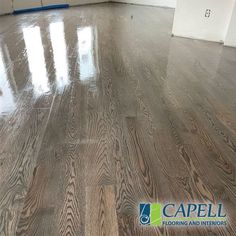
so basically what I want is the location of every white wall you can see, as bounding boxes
[14,0,41,10]
[0,0,176,14]
[0,0,12,14]
[68,0,107,7]
[172,0,235,43]
[0,0,108,13]
[225,1,236,47]
[112,0,176,8]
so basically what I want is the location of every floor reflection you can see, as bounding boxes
[0,47,16,115]
[77,27,99,82]
[23,26,49,96]
[49,21,69,91]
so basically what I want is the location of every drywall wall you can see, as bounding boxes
[0,0,108,14]
[0,0,12,14]
[172,0,235,43]
[112,0,176,8]
[225,1,236,47]
[14,0,41,10]
[0,0,176,15]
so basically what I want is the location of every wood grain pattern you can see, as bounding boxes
[0,108,51,236]
[85,185,119,236]
[0,2,236,236]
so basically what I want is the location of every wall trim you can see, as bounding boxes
[110,0,176,9]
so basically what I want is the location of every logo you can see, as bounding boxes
[139,203,227,227]
[139,203,162,226]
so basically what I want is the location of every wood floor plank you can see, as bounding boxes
[0,2,236,236]
[16,143,84,236]
[0,108,51,236]
[15,83,86,236]
[85,185,119,236]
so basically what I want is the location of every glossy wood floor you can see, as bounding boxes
[0,3,236,236]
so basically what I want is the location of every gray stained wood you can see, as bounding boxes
[0,2,236,236]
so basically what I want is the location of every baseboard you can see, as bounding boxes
[109,0,176,9]
[224,42,236,48]
[172,33,224,44]
[0,12,11,16]
[13,4,69,14]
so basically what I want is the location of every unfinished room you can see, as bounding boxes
[0,0,236,235]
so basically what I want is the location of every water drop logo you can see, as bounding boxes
[139,203,162,226]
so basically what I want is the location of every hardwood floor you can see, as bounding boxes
[0,3,236,235]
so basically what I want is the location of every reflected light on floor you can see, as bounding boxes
[23,26,49,96]
[0,47,15,115]
[50,22,69,90]
[77,27,96,81]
